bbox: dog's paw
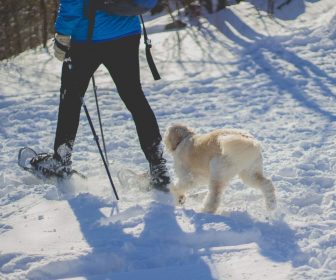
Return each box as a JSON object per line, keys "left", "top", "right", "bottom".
{"left": 171, "top": 185, "right": 187, "bottom": 206}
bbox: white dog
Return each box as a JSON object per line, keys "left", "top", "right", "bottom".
{"left": 164, "top": 124, "right": 277, "bottom": 213}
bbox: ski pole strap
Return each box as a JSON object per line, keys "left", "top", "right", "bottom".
{"left": 140, "top": 15, "right": 161, "bottom": 81}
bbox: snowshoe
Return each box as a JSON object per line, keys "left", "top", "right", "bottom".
{"left": 117, "top": 166, "right": 170, "bottom": 193}
{"left": 18, "top": 147, "right": 86, "bottom": 180}
{"left": 117, "top": 168, "right": 151, "bottom": 191}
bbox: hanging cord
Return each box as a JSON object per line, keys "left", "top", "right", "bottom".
{"left": 81, "top": 97, "right": 119, "bottom": 200}
{"left": 88, "top": 0, "right": 109, "bottom": 165}
{"left": 92, "top": 75, "right": 109, "bottom": 165}
{"left": 140, "top": 15, "right": 161, "bottom": 80}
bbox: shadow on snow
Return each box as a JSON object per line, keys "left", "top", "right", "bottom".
{"left": 27, "top": 191, "right": 307, "bottom": 279}
{"left": 200, "top": 7, "right": 336, "bottom": 121}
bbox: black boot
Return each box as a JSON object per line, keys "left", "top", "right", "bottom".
{"left": 147, "top": 142, "right": 170, "bottom": 192}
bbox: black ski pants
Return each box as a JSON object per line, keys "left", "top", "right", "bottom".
{"left": 54, "top": 34, "right": 161, "bottom": 161}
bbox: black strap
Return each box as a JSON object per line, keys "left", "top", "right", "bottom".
{"left": 140, "top": 15, "right": 161, "bottom": 81}
{"left": 87, "top": 0, "right": 96, "bottom": 42}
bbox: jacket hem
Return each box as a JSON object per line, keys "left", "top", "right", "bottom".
{"left": 71, "top": 30, "right": 142, "bottom": 43}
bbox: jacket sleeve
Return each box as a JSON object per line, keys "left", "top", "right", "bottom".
{"left": 55, "top": 0, "right": 83, "bottom": 36}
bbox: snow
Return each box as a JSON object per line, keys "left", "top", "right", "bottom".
{"left": 1, "top": 0, "right": 336, "bottom": 279}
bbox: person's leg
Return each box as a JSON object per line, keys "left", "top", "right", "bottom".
{"left": 54, "top": 43, "right": 101, "bottom": 162}
{"left": 102, "top": 35, "right": 161, "bottom": 160}
{"left": 102, "top": 35, "right": 170, "bottom": 190}
{"left": 30, "top": 44, "right": 101, "bottom": 177}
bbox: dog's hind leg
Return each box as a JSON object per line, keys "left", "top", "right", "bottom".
{"left": 239, "top": 168, "right": 277, "bottom": 211}
{"left": 202, "top": 179, "right": 227, "bottom": 213}
{"left": 202, "top": 157, "right": 236, "bottom": 213}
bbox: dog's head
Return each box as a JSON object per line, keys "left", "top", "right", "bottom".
{"left": 164, "top": 124, "right": 194, "bottom": 152}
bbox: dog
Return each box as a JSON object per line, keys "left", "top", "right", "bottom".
{"left": 164, "top": 124, "right": 277, "bottom": 213}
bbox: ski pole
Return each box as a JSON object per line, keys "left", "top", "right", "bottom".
{"left": 91, "top": 74, "right": 109, "bottom": 165}
{"left": 81, "top": 97, "right": 119, "bottom": 201}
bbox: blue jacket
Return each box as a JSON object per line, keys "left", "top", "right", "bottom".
{"left": 55, "top": 0, "right": 141, "bottom": 42}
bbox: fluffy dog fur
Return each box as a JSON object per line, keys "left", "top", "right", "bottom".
{"left": 164, "top": 124, "right": 277, "bottom": 213}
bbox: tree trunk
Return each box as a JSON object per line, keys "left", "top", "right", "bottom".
{"left": 41, "top": 0, "right": 48, "bottom": 48}
{"left": 0, "top": 0, "right": 59, "bottom": 60}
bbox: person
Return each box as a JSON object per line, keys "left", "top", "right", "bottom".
{"left": 31, "top": 0, "right": 170, "bottom": 191}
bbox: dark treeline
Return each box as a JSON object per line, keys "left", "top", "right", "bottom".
{"left": 0, "top": 0, "right": 59, "bottom": 60}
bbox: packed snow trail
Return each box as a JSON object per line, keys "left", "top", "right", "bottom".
{"left": 1, "top": 1, "right": 335, "bottom": 279}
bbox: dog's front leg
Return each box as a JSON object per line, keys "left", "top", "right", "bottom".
{"left": 171, "top": 177, "right": 194, "bottom": 206}
{"left": 171, "top": 163, "right": 195, "bottom": 206}
{"left": 171, "top": 181, "right": 188, "bottom": 206}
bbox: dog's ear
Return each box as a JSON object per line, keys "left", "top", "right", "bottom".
{"left": 164, "top": 125, "right": 193, "bottom": 152}
{"left": 164, "top": 126, "right": 180, "bottom": 152}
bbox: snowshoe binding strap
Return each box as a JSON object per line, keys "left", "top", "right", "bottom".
{"left": 30, "top": 153, "right": 71, "bottom": 178}
{"left": 18, "top": 147, "right": 87, "bottom": 180}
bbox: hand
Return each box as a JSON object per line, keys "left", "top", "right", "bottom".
{"left": 53, "top": 33, "right": 71, "bottom": 61}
